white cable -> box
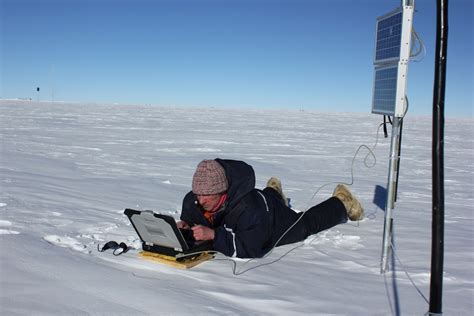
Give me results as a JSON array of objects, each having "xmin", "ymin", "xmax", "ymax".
[
  {"xmin": 410, "ymin": 29, "xmax": 426, "ymax": 62},
  {"xmin": 390, "ymin": 240, "xmax": 430, "ymax": 304},
  {"xmin": 400, "ymin": 95, "xmax": 409, "ymax": 119}
]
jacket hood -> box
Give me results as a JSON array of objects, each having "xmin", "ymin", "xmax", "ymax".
[{"xmin": 215, "ymin": 159, "xmax": 255, "ymax": 208}]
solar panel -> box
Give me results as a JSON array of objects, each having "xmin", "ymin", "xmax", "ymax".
[
  {"xmin": 372, "ymin": 6, "xmax": 413, "ymax": 117},
  {"xmin": 372, "ymin": 62, "xmax": 409, "ymax": 116},
  {"xmin": 374, "ymin": 9, "xmax": 403, "ymax": 63},
  {"xmin": 372, "ymin": 65, "xmax": 398, "ymax": 115}
]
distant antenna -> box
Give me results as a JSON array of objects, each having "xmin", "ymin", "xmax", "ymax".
[{"xmin": 371, "ymin": 3, "xmax": 415, "ymax": 274}]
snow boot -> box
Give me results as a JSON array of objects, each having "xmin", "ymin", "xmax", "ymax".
[
  {"xmin": 266, "ymin": 177, "xmax": 289, "ymax": 207},
  {"xmin": 332, "ymin": 184, "xmax": 364, "ymax": 221}
]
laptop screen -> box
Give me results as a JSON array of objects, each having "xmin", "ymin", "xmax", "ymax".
[{"xmin": 124, "ymin": 209, "xmax": 188, "ymax": 252}]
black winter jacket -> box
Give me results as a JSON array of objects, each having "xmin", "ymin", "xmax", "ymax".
[{"xmin": 180, "ymin": 159, "xmax": 301, "ymax": 258}]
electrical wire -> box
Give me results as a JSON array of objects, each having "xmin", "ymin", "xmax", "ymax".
[
  {"xmin": 390, "ymin": 240, "xmax": 430, "ymax": 305},
  {"xmin": 400, "ymin": 95, "xmax": 410, "ymax": 119},
  {"xmin": 410, "ymin": 28, "xmax": 426, "ymax": 62}
]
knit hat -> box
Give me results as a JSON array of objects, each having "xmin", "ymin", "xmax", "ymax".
[{"xmin": 192, "ymin": 160, "xmax": 228, "ymax": 195}]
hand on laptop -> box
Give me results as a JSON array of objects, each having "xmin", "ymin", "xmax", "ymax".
[
  {"xmin": 192, "ymin": 225, "xmax": 215, "ymax": 241},
  {"xmin": 176, "ymin": 221, "xmax": 191, "ymax": 230},
  {"xmin": 177, "ymin": 221, "xmax": 214, "ymax": 240}
]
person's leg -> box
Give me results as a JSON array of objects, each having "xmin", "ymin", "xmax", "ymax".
[
  {"xmin": 301, "ymin": 197, "xmax": 348, "ymax": 235},
  {"xmin": 265, "ymin": 178, "xmax": 363, "ymax": 244},
  {"xmin": 275, "ymin": 197, "xmax": 347, "ymax": 246},
  {"xmin": 268, "ymin": 182, "xmax": 364, "ymax": 249}
]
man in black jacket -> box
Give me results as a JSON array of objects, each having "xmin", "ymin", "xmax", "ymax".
[{"xmin": 177, "ymin": 159, "xmax": 363, "ymax": 258}]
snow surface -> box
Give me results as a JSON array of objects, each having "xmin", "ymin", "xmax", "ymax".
[{"xmin": 1, "ymin": 100, "xmax": 473, "ymax": 315}]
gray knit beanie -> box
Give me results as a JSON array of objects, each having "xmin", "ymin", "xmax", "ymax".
[{"xmin": 192, "ymin": 160, "xmax": 228, "ymax": 195}]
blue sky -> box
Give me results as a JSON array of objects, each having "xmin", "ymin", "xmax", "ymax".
[{"xmin": 1, "ymin": 0, "xmax": 472, "ymax": 117}]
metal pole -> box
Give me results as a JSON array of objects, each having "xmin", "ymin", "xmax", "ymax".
[
  {"xmin": 381, "ymin": 116, "xmax": 402, "ymax": 273},
  {"xmin": 428, "ymin": 0, "xmax": 448, "ymax": 314}
]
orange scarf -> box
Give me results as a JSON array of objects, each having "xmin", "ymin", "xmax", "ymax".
[{"xmin": 202, "ymin": 193, "xmax": 227, "ymax": 225}]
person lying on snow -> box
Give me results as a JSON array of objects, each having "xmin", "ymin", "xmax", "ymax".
[{"xmin": 177, "ymin": 159, "xmax": 363, "ymax": 258}]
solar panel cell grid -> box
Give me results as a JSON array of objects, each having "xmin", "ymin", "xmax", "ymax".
[
  {"xmin": 373, "ymin": 67, "xmax": 398, "ymax": 114},
  {"xmin": 375, "ymin": 12, "xmax": 403, "ymax": 62}
]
